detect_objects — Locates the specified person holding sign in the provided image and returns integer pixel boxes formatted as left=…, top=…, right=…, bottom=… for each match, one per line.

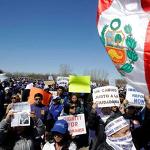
left=0, top=110, right=45, bottom=150
left=56, top=86, right=69, bottom=106
left=88, top=105, right=136, bottom=150
left=132, top=95, right=150, bottom=149
left=43, top=119, right=77, bottom=150
left=69, top=94, right=84, bottom=114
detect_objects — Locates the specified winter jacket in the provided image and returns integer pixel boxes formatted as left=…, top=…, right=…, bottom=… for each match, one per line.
left=88, top=109, right=114, bottom=150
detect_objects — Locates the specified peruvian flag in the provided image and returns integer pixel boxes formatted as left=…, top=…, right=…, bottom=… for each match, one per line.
left=97, top=0, right=150, bottom=95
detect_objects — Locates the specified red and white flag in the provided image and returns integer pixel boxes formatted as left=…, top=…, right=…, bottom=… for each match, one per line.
left=97, top=0, right=150, bottom=95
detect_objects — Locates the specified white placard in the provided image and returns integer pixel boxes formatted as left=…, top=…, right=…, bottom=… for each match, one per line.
left=57, top=76, right=69, bottom=87
left=126, top=85, right=145, bottom=107
left=0, top=73, right=8, bottom=82
left=93, top=86, right=120, bottom=107
left=11, top=102, right=31, bottom=127
left=58, top=114, right=86, bottom=136
left=48, top=75, right=53, bottom=80
left=49, top=91, right=57, bottom=97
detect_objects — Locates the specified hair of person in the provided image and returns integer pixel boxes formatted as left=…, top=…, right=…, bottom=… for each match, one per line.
left=34, top=93, right=43, bottom=99
left=57, top=86, right=64, bottom=91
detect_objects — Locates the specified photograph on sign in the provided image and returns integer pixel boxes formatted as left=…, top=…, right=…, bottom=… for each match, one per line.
left=11, top=102, right=31, bottom=127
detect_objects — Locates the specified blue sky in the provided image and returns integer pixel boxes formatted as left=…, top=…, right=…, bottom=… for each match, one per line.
left=0, top=0, right=121, bottom=79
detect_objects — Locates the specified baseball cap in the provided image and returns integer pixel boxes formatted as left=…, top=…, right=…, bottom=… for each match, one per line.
left=51, top=120, right=68, bottom=135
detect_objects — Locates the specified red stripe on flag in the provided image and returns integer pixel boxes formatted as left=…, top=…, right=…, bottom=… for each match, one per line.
left=144, top=21, right=150, bottom=94
left=141, top=0, right=150, bottom=12
left=96, top=0, right=113, bottom=25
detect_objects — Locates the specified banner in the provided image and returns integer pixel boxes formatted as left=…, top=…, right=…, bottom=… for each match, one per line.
left=97, top=0, right=150, bottom=95
left=28, top=87, right=51, bottom=106
left=126, top=85, right=145, bottom=107
left=44, top=80, right=55, bottom=86
left=93, top=86, right=120, bottom=107
left=56, top=76, right=69, bottom=87
left=69, top=75, right=91, bottom=93
left=58, top=114, right=86, bottom=136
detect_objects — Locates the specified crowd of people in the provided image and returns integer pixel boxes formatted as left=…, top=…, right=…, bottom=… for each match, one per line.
left=0, top=77, right=150, bottom=150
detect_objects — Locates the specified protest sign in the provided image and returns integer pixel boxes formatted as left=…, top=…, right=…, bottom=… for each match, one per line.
left=44, top=80, right=55, bottom=86
left=0, top=73, right=8, bottom=82
left=56, top=76, right=69, bottom=87
left=58, top=114, right=86, bottom=136
left=28, top=87, right=51, bottom=106
left=11, top=102, right=30, bottom=127
left=93, top=86, right=120, bottom=107
left=126, top=85, right=145, bottom=107
left=48, top=75, right=53, bottom=80
left=69, top=75, right=91, bottom=93
left=49, top=91, right=57, bottom=97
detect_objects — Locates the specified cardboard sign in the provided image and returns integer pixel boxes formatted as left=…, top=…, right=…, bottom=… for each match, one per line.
left=49, top=91, right=57, bottom=97
left=69, top=75, right=91, bottom=93
left=44, top=80, right=55, bottom=86
left=93, top=86, right=120, bottom=107
left=126, top=85, right=145, bottom=107
left=56, top=76, right=69, bottom=87
left=58, top=114, right=86, bottom=136
left=11, top=102, right=31, bottom=127
left=28, top=87, right=51, bottom=106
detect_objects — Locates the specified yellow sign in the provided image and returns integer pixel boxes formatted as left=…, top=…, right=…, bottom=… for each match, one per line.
left=69, top=75, right=91, bottom=93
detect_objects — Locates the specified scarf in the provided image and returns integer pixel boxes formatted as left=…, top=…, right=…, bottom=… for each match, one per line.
left=106, top=133, right=136, bottom=150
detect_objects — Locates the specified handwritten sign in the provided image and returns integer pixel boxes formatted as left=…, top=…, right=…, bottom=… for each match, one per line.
left=58, top=114, right=86, bottom=136
left=93, top=86, right=120, bottom=107
left=57, top=76, right=69, bottom=87
left=126, top=85, right=145, bottom=107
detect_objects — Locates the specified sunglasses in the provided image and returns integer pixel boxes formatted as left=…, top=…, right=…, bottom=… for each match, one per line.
left=35, top=98, right=41, bottom=101
left=11, top=97, right=16, bottom=99
left=70, top=105, right=77, bottom=109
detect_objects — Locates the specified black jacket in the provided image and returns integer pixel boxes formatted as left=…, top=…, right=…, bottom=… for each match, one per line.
left=88, top=109, right=114, bottom=150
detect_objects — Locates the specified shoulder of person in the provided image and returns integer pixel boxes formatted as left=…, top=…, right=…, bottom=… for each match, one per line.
left=43, top=142, right=55, bottom=150
left=69, top=142, right=77, bottom=150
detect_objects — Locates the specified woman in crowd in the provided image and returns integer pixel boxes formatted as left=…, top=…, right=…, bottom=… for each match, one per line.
left=69, top=94, right=84, bottom=114
left=5, top=94, right=21, bottom=114
left=43, top=119, right=77, bottom=150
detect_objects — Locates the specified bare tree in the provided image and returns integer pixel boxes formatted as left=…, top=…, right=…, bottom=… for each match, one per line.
left=58, top=64, right=72, bottom=76
left=116, top=79, right=127, bottom=88
left=83, top=69, right=109, bottom=82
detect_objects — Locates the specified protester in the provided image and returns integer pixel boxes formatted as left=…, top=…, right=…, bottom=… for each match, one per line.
left=69, top=94, right=84, bottom=114
left=5, top=94, right=21, bottom=114
left=132, top=95, right=150, bottom=149
left=31, top=93, right=49, bottom=124
left=0, top=110, right=45, bottom=150
left=56, top=86, right=68, bottom=106
left=42, top=119, right=77, bottom=150
left=88, top=103, right=136, bottom=150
